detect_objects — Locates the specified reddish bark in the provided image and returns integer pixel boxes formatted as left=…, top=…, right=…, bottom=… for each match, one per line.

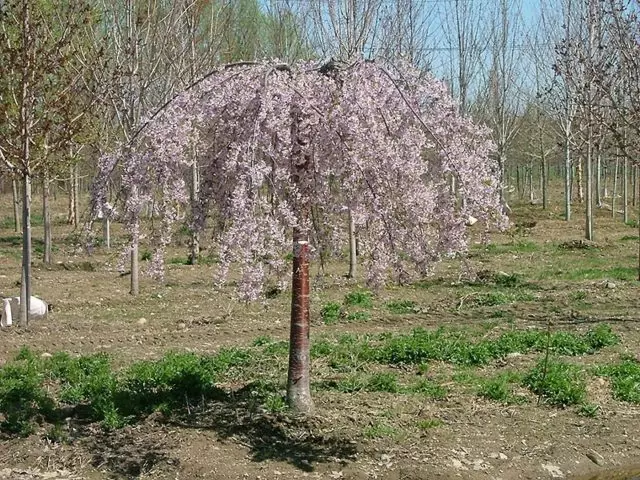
left=286, top=229, right=313, bottom=412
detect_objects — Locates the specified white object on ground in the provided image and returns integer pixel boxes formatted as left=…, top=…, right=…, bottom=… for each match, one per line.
left=1, top=296, right=48, bottom=327
left=466, top=215, right=478, bottom=226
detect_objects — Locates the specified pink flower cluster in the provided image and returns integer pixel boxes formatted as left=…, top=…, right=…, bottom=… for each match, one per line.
left=90, top=60, right=507, bottom=299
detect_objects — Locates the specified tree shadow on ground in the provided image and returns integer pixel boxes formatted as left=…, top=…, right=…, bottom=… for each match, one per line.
left=168, top=383, right=358, bottom=472
left=77, top=382, right=357, bottom=477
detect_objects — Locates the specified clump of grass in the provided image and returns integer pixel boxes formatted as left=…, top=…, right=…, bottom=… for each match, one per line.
left=620, top=235, right=639, bottom=242
left=344, top=290, right=373, bottom=308
left=493, top=272, right=521, bottom=288
left=321, top=302, right=342, bottom=324
left=570, top=290, right=588, bottom=302
left=478, top=371, right=527, bottom=404
left=578, top=403, right=600, bottom=417
left=385, top=300, right=417, bottom=314
left=346, top=311, right=371, bottom=322
left=416, top=418, right=443, bottom=430
left=366, top=372, right=400, bottom=393
left=565, top=267, right=637, bottom=281
left=595, top=358, right=640, bottom=404
left=459, top=290, right=535, bottom=308
left=409, top=379, right=448, bottom=399
left=363, top=422, right=397, bottom=439
left=524, top=359, right=587, bottom=407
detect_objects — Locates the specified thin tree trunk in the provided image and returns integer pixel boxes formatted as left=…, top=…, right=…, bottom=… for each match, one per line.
left=12, top=176, right=20, bottom=233
left=189, top=152, right=200, bottom=265
left=632, top=164, right=637, bottom=207
left=287, top=228, right=313, bottom=413
left=542, top=157, right=548, bottom=210
left=612, top=154, right=619, bottom=219
left=576, top=160, right=584, bottom=203
left=585, top=131, right=594, bottom=241
left=347, top=209, right=356, bottom=278
left=130, top=242, right=139, bottom=295
left=103, top=217, right=110, bottom=249
left=623, top=154, right=629, bottom=223
left=43, top=172, right=52, bottom=264
left=20, top=173, right=32, bottom=326
left=73, top=163, right=79, bottom=227
left=596, top=150, right=602, bottom=207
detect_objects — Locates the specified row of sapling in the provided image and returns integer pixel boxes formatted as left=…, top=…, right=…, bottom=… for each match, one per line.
left=88, top=59, right=507, bottom=412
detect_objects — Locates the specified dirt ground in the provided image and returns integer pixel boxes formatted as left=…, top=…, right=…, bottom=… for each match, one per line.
left=1, top=194, right=640, bottom=480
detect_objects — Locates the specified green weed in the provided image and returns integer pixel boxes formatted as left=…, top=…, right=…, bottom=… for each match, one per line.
left=524, top=360, right=587, bottom=407
left=363, top=422, right=397, bottom=439
left=346, top=311, right=371, bottom=322
left=344, top=290, right=373, bottom=308
left=321, top=302, right=342, bottom=324
left=409, top=379, right=448, bottom=399
left=416, top=418, right=443, bottom=430
left=595, top=358, right=640, bottom=404
left=386, top=300, right=417, bottom=314
left=478, top=371, right=527, bottom=404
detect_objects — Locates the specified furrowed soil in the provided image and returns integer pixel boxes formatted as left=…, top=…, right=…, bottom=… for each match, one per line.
left=1, top=193, right=639, bottom=480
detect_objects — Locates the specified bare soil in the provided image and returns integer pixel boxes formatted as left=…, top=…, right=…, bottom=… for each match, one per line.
left=1, top=195, right=640, bottom=480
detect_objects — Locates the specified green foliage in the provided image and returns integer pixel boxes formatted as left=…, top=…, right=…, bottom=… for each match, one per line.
left=409, top=379, right=448, bottom=399
left=577, top=403, right=600, bottom=417
left=141, top=249, right=153, bottom=261
left=346, top=311, right=371, bottom=322
left=595, top=358, right=640, bottom=404
left=385, top=300, right=417, bottom=314
left=478, top=372, right=527, bottom=404
left=321, top=302, right=342, bottom=324
left=366, top=372, right=400, bottom=393
left=492, top=272, right=521, bottom=288
left=416, top=418, right=443, bottom=430
left=570, top=290, right=587, bottom=301
left=344, top=290, right=373, bottom=308
left=0, top=350, right=55, bottom=435
left=363, top=422, right=397, bottom=439
left=524, top=360, right=587, bottom=407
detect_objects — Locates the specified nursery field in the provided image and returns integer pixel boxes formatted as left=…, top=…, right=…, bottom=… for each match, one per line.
left=0, top=195, right=640, bottom=480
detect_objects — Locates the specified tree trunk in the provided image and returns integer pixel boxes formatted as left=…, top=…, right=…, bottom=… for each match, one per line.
left=73, top=163, right=79, bottom=227
left=103, top=217, right=111, bottom=249
left=632, top=164, right=637, bottom=207
left=542, top=154, right=548, bottom=210
left=612, top=154, right=619, bottom=219
left=347, top=209, right=357, bottom=279
left=565, top=137, right=571, bottom=221
left=20, top=173, right=32, bottom=327
left=623, top=154, right=629, bottom=224
left=596, top=150, right=602, bottom=207
left=576, top=160, right=584, bottom=203
left=12, top=176, right=20, bottom=233
left=130, top=242, right=139, bottom=295
left=189, top=153, right=200, bottom=265
left=585, top=132, right=594, bottom=241
left=287, top=229, right=313, bottom=413
left=43, top=172, right=52, bottom=264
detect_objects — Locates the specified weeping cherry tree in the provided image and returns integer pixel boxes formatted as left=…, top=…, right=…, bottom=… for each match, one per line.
left=89, top=60, right=507, bottom=412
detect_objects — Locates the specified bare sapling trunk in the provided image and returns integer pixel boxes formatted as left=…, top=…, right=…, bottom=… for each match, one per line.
left=287, top=228, right=313, bottom=413
left=585, top=139, right=594, bottom=241
left=347, top=209, right=357, bottom=278
left=43, top=172, right=52, bottom=264
left=596, top=151, right=602, bottom=207
left=12, top=176, right=20, bottom=233
left=623, top=134, right=629, bottom=223
left=103, top=217, right=111, bottom=249
left=612, top=153, right=619, bottom=219
left=73, top=163, right=79, bottom=227
left=20, top=173, right=32, bottom=326
left=541, top=152, right=548, bottom=210
left=576, top=160, right=584, bottom=203
left=189, top=151, right=200, bottom=264
left=130, top=241, right=139, bottom=295
left=633, top=165, right=637, bottom=207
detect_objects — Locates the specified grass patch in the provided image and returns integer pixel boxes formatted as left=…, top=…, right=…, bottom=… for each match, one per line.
left=482, top=241, right=538, bottom=254
left=321, top=302, right=342, bottom=325
left=346, top=311, right=371, bottom=322
left=408, top=379, right=448, bottom=399
left=595, top=358, right=640, bottom=404
left=363, top=422, right=397, bottom=439
left=458, top=290, right=535, bottom=308
left=524, top=359, right=587, bottom=407
left=416, top=418, right=443, bottom=430
left=562, top=267, right=637, bottom=281
left=620, top=235, right=639, bottom=242
left=478, top=371, right=527, bottom=404
left=344, top=290, right=373, bottom=308
left=386, top=300, right=417, bottom=314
